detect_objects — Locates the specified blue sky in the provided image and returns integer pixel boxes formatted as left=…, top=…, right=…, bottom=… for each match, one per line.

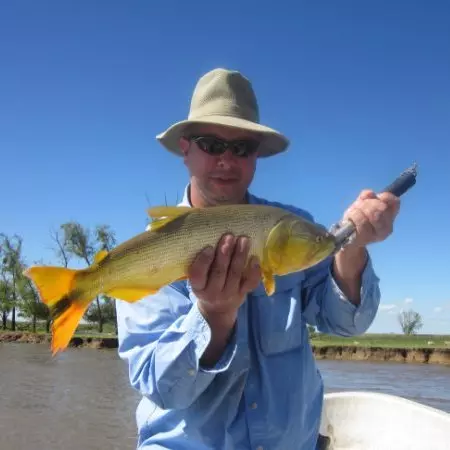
left=1, top=1, right=449, bottom=334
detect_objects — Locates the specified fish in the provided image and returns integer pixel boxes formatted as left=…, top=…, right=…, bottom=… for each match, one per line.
left=23, top=204, right=337, bottom=355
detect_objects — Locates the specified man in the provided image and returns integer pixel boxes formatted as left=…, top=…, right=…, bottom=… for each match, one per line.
left=116, top=68, right=400, bottom=449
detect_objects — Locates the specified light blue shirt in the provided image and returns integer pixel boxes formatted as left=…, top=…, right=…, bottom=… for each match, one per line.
left=116, top=186, right=380, bottom=450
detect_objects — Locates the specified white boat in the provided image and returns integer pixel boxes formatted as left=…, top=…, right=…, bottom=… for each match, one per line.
left=319, top=391, right=450, bottom=449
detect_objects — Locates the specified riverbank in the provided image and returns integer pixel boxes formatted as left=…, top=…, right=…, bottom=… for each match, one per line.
left=2, top=331, right=450, bottom=365
left=313, top=345, right=450, bottom=365
left=0, top=331, right=118, bottom=350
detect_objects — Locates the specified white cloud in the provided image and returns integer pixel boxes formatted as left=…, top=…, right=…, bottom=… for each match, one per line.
left=379, top=298, right=418, bottom=316
left=379, top=304, right=397, bottom=312
left=430, top=303, right=450, bottom=316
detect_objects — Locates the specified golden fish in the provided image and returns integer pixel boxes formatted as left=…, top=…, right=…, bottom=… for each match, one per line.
left=23, top=204, right=336, bottom=355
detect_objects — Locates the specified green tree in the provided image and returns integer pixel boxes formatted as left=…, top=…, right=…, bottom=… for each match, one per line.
left=398, top=309, right=423, bottom=335
left=95, top=225, right=118, bottom=334
left=84, top=295, right=117, bottom=334
left=0, top=234, right=25, bottom=331
left=16, top=256, right=55, bottom=334
left=50, top=226, right=71, bottom=268
left=307, top=324, right=317, bottom=339
left=0, top=277, right=13, bottom=330
left=59, top=222, right=116, bottom=333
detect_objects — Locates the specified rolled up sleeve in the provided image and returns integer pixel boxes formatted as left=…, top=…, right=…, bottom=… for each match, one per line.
left=302, top=253, right=381, bottom=336
left=115, top=282, right=238, bottom=410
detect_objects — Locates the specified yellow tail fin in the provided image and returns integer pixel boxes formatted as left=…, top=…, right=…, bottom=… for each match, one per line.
left=23, top=266, right=91, bottom=356
left=51, top=297, right=90, bottom=356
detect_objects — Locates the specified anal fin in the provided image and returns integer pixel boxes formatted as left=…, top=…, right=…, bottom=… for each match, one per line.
left=107, top=287, right=159, bottom=302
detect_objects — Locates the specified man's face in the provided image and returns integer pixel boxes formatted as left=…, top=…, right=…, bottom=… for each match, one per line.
left=180, top=124, right=260, bottom=206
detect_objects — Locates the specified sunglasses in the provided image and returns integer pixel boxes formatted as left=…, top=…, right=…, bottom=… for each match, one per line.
left=189, top=135, right=260, bottom=158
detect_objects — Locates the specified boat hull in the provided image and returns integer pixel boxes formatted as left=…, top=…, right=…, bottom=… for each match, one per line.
left=319, top=391, right=450, bottom=449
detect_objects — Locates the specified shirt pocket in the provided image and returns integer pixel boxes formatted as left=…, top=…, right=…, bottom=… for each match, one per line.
left=252, top=272, right=306, bottom=356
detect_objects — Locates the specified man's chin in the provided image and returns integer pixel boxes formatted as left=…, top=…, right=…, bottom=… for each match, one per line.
left=208, top=186, right=245, bottom=205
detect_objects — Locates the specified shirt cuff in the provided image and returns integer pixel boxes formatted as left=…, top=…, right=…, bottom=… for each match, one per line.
left=180, top=301, right=238, bottom=374
left=329, top=252, right=381, bottom=332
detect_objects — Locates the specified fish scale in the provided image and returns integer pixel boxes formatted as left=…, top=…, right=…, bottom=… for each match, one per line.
left=91, top=204, right=289, bottom=293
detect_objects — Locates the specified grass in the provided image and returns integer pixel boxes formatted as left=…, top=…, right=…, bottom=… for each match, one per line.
left=1, top=320, right=117, bottom=338
left=2, top=323, right=450, bottom=350
left=310, top=333, right=450, bottom=349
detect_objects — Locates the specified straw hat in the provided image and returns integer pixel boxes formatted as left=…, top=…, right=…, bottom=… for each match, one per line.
left=156, top=68, right=290, bottom=158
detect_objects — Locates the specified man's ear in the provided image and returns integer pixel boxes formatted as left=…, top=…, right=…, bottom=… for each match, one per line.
left=179, top=136, right=190, bottom=156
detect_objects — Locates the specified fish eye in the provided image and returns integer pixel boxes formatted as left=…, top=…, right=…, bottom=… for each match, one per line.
left=315, top=235, right=323, bottom=243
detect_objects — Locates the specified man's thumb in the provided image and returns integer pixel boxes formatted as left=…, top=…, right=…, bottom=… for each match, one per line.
left=358, top=189, right=377, bottom=200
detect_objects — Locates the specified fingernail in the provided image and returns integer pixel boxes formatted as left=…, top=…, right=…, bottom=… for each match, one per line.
left=239, top=237, right=248, bottom=252
left=225, top=235, right=235, bottom=252
left=222, top=234, right=234, bottom=246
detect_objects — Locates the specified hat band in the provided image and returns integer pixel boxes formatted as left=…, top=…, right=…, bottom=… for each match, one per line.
left=189, top=100, right=259, bottom=123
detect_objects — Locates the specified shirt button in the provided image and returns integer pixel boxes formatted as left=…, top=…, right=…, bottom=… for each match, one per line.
left=250, top=402, right=257, bottom=409
left=187, top=369, right=195, bottom=376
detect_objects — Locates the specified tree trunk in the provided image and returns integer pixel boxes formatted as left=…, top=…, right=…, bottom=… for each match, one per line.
left=2, top=312, right=6, bottom=330
left=11, top=307, right=16, bottom=331
left=46, top=319, right=51, bottom=333
left=113, top=300, right=118, bottom=335
left=95, top=296, right=103, bottom=333
left=32, top=313, right=37, bottom=333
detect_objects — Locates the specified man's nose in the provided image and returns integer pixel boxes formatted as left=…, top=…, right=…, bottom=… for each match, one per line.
left=217, top=149, right=236, bottom=166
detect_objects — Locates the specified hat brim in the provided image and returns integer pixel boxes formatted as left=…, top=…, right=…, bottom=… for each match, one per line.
left=156, top=115, right=290, bottom=158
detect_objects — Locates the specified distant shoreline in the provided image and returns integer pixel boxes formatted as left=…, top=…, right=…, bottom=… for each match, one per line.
left=2, top=331, right=450, bottom=365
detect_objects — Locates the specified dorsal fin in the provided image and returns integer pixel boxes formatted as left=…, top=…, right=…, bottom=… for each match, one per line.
left=147, top=206, right=192, bottom=220
left=94, top=249, right=108, bottom=264
left=146, top=206, right=193, bottom=232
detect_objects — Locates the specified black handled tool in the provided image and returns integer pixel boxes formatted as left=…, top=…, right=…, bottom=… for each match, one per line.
left=331, top=163, right=418, bottom=251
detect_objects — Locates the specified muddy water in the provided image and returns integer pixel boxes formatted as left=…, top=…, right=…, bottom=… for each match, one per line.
left=1, top=343, right=449, bottom=450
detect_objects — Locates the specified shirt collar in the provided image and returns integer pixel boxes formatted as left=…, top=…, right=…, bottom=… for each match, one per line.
left=179, top=184, right=257, bottom=207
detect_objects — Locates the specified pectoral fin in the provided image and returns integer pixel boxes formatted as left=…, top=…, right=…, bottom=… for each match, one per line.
left=264, top=219, right=290, bottom=272
left=262, top=270, right=276, bottom=296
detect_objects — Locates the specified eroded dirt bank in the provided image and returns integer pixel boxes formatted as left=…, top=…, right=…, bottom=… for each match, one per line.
left=2, top=333, right=450, bottom=365
left=312, top=345, right=450, bottom=365
left=0, top=332, right=117, bottom=349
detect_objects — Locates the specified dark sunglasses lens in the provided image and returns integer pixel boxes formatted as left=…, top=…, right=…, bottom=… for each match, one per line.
left=193, top=136, right=258, bottom=157
left=232, top=141, right=257, bottom=157
left=196, top=137, right=226, bottom=155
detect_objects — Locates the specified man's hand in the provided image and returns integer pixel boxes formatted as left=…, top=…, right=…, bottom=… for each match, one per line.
left=187, top=234, right=261, bottom=367
left=333, top=189, right=401, bottom=305
left=189, top=234, right=261, bottom=319
left=342, top=189, right=401, bottom=248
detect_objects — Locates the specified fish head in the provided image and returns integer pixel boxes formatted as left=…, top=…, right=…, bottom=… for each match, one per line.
left=267, top=214, right=336, bottom=275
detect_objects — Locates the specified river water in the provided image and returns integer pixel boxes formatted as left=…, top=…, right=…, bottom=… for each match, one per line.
left=1, top=343, right=449, bottom=450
